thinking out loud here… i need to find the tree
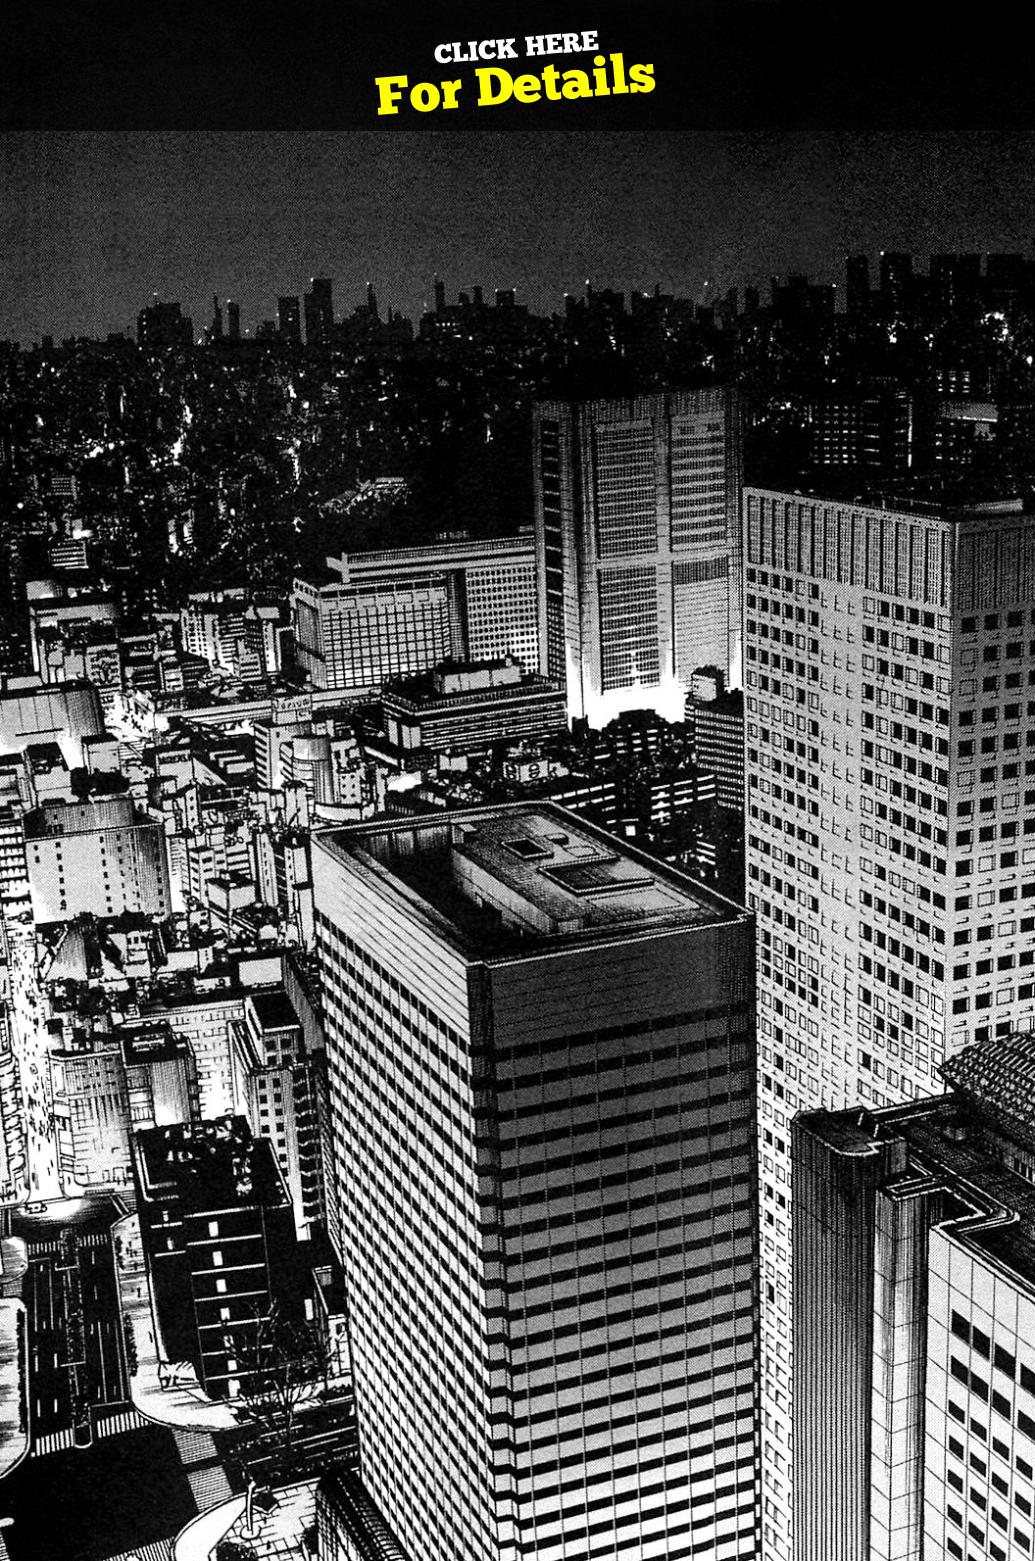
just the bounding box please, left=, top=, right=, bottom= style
left=215, top=1543, right=257, bottom=1561
left=233, top=1304, right=326, bottom=1466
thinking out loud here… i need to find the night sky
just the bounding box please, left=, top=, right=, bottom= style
left=3, top=131, right=1035, bottom=346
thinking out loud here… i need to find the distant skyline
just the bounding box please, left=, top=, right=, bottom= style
left=3, top=130, right=1035, bottom=344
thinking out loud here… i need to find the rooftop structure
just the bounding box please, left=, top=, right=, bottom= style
left=319, top=802, right=740, bottom=958
left=134, top=1114, right=288, bottom=1214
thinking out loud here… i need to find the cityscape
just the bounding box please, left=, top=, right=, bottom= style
left=6, top=131, right=1035, bottom=1561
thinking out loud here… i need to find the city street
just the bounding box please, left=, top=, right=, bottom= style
left=4, top=915, right=61, bottom=1200
left=9, top=1199, right=128, bottom=1442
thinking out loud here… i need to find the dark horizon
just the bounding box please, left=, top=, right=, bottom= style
left=4, top=130, right=1035, bottom=346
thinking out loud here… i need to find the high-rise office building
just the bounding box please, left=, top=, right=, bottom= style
left=744, top=487, right=1035, bottom=1560
left=793, top=1032, right=1035, bottom=1561
left=304, top=277, right=334, bottom=346
left=533, top=388, right=742, bottom=728
left=802, top=382, right=913, bottom=479
left=313, top=803, right=759, bottom=1561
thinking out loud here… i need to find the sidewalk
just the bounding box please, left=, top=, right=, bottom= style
left=172, top=1481, right=317, bottom=1561
left=112, top=1211, right=237, bottom=1433
left=221, top=1479, right=318, bottom=1559
left=172, top=1495, right=247, bottom=1561
left=0, top=1298, right=28, bottom=1479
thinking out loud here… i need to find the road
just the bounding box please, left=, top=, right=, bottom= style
left=9, top=1199, right=128, bottom=1441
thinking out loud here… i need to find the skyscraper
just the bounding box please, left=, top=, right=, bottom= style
left=304, top=277, right=334, bottom=345
left=533, top=388, right=742, bottom=728
left=743, top=487, right=1035, bottom=1559
left=793, top=1032, right=1035, bottom=1561
left=313, top=803, right=759, bottom=1561
left=846, top=253, right=870, bottom=317
left=278, top=294, right=302, bottom=343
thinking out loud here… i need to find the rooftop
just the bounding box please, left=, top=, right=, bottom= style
left=318, top=803, right=744, bottom=958
left=120, top=1022, right=191, bottom=1066
left=134, top=1115, right=289, bottom=1212
left=247, top=988, right=301, bottom=1033
left=799, top=1052, right=1035, bottom=1291
left=940, top=1031, right=1035, bottom=1152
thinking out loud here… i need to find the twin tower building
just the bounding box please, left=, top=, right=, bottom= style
left=310, top=388, right=1035, bottom=1561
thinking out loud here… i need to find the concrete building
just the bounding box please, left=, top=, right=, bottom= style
left=381, top=658, right=566, bottom=757
left=793, top=1033, right=1035, bottom=1561
left=312, top=803, right=759, bottom=1561
left=23, top=795, right=171, bottom=923
left=292, top=532, right=538, bottom=693
left=50, top=1038, right=133, bottom=1189
left=0, top=678, right=105, bottom=768
left=743, top=488, right=1035, bottom=1560
left=121, top=1023, right=200, bottom=1132
left=533, top=389, right=742, bottom=727
left=230, top=988, right=323, bottom=1237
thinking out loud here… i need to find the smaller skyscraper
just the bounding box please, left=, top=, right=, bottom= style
left=292, top=532, right=538, bottom=692
left=846, top=254, right=870, bottom=317
left=136, top=299, right=193, bottom=348
left=278, top=295, right=302, bottom=343
left=685, top=667, right=745, bottom=811
left=793, top=1032, right=1035, bottom=1561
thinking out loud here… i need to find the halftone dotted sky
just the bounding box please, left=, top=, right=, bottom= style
left=2, top=132, right=1034, bottom=344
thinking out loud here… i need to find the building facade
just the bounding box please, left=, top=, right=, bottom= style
left=793, top=1033, right=1035, bottom=1561
left=743, top=488, right=1035, bottom=1560
left=292, top=533, right=539, bottom=693
left=313, top=803, right=759, bottom=1561
left=533, top=389, right=742, bottom=727
left=381, top=659, right=566, bottom=756
left=23, top=795, right=171, bottom=923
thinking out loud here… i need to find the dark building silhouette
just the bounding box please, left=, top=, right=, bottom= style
left=846, top=254, right=870, bottom=316
left=132, top=1115, right=304, bottom=1400
left=278, top=295, right=302, bottom=343
left=136, top=299, right=193, bottom=348
left=304, top=277, right=334, bottom=346
left=878, top=251, right=913, bottom=312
